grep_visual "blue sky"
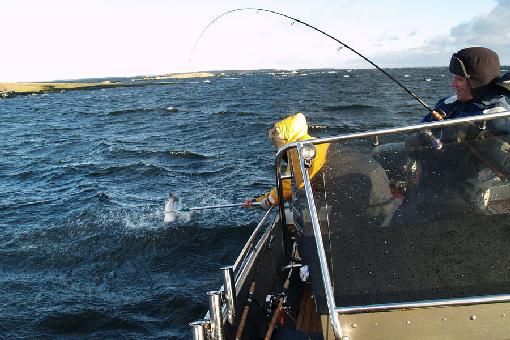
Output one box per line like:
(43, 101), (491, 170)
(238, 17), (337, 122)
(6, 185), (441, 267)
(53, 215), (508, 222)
(1, 0), (508, 81)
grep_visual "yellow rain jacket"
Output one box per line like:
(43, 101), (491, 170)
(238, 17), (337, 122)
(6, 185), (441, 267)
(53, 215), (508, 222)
(255, 113), (329, 208)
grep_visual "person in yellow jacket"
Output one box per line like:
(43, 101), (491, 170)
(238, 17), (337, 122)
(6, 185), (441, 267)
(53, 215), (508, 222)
(243, 112), (329, 210)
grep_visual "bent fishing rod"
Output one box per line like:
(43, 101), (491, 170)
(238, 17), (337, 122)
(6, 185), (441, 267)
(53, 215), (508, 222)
(191, 7), (436, 114)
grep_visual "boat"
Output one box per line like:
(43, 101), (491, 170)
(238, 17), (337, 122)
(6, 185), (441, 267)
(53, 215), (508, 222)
(190, 110), (510, 339)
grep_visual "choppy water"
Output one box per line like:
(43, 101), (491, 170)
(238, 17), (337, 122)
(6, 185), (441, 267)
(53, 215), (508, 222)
(1, 68), (451, 338)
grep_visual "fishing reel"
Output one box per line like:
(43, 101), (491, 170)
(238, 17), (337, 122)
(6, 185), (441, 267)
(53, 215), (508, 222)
(431, 109), (447, 121)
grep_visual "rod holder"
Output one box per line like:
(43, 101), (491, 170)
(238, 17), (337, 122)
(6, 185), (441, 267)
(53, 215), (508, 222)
(190, 320), (208, 340)
(208, 290), (225, 340)
(222, 266), (236, 325)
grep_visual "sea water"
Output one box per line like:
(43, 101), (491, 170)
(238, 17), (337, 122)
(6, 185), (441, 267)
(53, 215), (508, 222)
(0, 68), (452, 338)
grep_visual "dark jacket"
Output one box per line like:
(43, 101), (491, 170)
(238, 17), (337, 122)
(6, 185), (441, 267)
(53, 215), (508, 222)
(396, 75), (510, 224)
(423, 73), (510, 126)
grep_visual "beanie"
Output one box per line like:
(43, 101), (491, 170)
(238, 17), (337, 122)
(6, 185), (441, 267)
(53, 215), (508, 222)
(449, 47), (500, 99)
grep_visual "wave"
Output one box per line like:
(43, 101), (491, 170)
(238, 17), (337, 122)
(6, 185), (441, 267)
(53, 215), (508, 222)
(107, 107), (156, 116)
(212, 111), (255, 116)
(39, 309), (145, 334)
(108, 148), (212, 160)
(322, 104), (379, 112)
(14, 170), (37, 179)
(166, 150), (212, 160)
(309, 124), (329, 130)
(1, 198), (58, 210)
(89, 162), (170, 177)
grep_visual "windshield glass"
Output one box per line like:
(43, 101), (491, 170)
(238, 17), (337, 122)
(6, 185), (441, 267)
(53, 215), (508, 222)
(294, 116), (510, 309)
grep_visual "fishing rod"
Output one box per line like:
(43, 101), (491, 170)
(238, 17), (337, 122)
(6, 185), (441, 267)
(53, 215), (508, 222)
(191, 7), (436, 114)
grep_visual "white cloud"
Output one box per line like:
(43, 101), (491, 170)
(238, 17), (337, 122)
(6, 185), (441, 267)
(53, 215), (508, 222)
(376, 0), (510, 67)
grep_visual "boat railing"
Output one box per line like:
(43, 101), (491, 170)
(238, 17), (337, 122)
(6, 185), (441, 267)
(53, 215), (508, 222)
(190, 205), (276, 339)
(275, 110), (510, 239)
(282, 110), (510, 339)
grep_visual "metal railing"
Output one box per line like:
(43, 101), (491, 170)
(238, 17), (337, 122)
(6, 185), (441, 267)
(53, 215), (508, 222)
(190, 206), (275, 339)
(296, 142), (344, 338)
(337, 294), (510, 314)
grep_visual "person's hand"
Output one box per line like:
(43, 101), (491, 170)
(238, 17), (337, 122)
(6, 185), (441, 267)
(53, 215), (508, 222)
(431, 110), (446, 121)
(242, 199), (255, 208)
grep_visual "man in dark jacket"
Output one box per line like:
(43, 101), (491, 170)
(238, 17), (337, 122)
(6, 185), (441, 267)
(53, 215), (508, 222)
(395, 47), (510, 224)
(423, 47), (510, 123)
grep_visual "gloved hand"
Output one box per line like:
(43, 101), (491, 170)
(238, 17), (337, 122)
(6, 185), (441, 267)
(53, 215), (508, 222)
(242, 198), (272, 210)
(242, 199), (256, 208)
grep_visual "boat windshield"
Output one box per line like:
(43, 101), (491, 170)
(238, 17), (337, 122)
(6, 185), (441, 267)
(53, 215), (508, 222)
(291, 113), (510, 312)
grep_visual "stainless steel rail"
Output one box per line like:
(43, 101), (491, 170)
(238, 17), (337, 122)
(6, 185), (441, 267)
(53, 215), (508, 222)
(232, 207), (274, 273)
(191, 210), (278, 340)
(337, 294), (510, 314)
(275, 110), (510, 155)
(296, 142), (344, 339)
(235, 212), (276, 293)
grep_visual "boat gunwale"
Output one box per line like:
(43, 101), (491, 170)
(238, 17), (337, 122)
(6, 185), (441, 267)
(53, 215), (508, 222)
(336, 294), (510, 314)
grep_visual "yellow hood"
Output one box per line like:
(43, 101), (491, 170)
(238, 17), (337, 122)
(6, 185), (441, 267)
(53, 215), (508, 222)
(274, 112), (310, 143)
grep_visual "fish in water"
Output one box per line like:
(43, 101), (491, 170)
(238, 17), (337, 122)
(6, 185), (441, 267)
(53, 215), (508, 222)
(164, 194), (178, 223)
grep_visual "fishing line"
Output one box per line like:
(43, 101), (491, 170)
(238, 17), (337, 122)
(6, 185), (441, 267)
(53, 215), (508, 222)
(190, 7), (435, 113)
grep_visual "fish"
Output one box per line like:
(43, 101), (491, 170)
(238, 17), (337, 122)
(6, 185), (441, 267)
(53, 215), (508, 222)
(164, 194), (178, 223)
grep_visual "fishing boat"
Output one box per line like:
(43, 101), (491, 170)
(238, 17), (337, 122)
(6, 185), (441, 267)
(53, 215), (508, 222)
(190, 110), (510, 339)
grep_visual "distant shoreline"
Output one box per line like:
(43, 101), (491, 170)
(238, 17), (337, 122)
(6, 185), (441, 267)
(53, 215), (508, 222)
(0, 81), (130, 99)
(0, 72), (219, 99)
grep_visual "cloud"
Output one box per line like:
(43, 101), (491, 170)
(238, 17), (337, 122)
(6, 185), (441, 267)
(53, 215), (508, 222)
(407, 31), (418, 38)
(376, 0), (510, 67)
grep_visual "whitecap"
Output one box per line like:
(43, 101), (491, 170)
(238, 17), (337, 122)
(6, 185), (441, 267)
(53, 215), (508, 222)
(343, 75), (350, 78)
(404, 74), (410, 78)
(425, 78), (432, 82)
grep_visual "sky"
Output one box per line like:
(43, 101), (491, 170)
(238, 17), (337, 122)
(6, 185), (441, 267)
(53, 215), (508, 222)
(1, 0), (509, 82)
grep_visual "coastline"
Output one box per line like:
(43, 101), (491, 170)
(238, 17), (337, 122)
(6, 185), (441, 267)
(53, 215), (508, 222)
(0, 81), (127, 99)
(0, 72), (219, 99)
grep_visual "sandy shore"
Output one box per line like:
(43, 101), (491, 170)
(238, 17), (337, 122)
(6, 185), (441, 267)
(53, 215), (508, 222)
(0, 81), (125, 99)
(0, 72), (220, 99)
(142, 72), (217, 80)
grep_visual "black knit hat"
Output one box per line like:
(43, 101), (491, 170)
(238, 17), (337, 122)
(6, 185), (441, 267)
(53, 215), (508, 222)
(449, 47), (500, 99)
